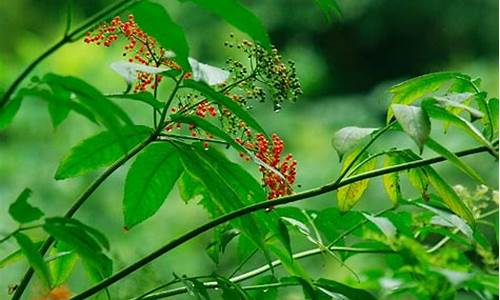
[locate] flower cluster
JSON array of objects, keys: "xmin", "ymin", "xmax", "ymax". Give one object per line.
[
  {"xmin": 84, "ymin": 14, "xmax": 173, "ymax": 92},
  {"xmin": 237, "ymin": 133, "xmax": 297, "ymax": 200}
]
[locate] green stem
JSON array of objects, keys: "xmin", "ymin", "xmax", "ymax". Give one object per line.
[
  {"xmin": 0, "ymin": 0, "xmax": 137, "ymax": 110},
  {"xmin": 159, "ymin": 133, "xmax": 228, "ymax": 145},
  {"xmin": 70, "ymin": 144, "xmax": 493, "ymax": 300},
  {"xmin": 11, "ymin": 134, "xmax": 155, "ymax": 300},
  {"xmin": 135, "ymin": 247, "xmax": 391, "ymax": 300}
]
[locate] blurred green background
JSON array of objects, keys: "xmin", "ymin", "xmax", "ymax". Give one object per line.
[{"xmin": 0, "ymin": 0, "xmax": 498, "ymax": 299}]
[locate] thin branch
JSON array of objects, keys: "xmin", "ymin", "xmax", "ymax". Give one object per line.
[
  {"xmin": 70, "ymin": 144, "xmax": 494, "ymax": 300},
  {"xmin": 134, "ymin": 247, "xmax": 392, "ymax": 299},
  {"xmin": 0, "ymin": 0, "xmax": 138, "ymax": 110},
  {"xmin": 11, "ymin": 135, "xmax": 155, "ymax": 300}
]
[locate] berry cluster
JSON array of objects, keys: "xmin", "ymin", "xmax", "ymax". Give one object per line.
[
  {"xmin": 237, "ymin": 133, "xmax": 297, "ymax": 199},
  {"xmin": 223, "ymin": 37, "xmax": 302, "ymax": 112},
  {"xmin": 84, "ymin": 14, "xmax": 173, "ymax": 92}
]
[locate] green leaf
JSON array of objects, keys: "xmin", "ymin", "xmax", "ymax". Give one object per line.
[
  {"xmin": 425, "ymin": 137, "xmax": 484, "ymax": 183},
  {"xmin": 382, "ymin": 153, "xmax": 402, "ymax": 205},
  {"xmin": 17, "ymin": 86, "xmax": 98, "ymax": 125},
  {"xmin": 175, "ymin": 274, "xmax": 211, "ymax": 300},
  {"xmin": 313, "ymin": 0, "xmax": 342, "ymax": 21},
  {"xmin": 398, "ymin": 150, "xmax": 475, "ymax": 225},
  {"xmin": 43, "ymin": 73, "xmax": 133, "ymax": 130},
  {"xmin": 0, "ymin": 94, "xmax": 22, "ymax": 130},
  {"xmin": 47, "ymin": 85, "xmax": 71, "ymax": 128},
  {"xmin": 55, "ymin": 125, "xmax": 152, "ymax": 180},
  {"xmin": 182, "ymin": 80, "xmax": 268, "ymax": 136},
  {"xmin": 315, "ymin": 278, "xmax": 377, "ymax": 300},
  {"xmin": 177, "ymin": 142, "xmax": 308, "ymax": 279},
  {"xmin": 331, "ymin": 126, "xmax": 377, "ymax": 160},
  {"xmin": 43, "ymin": 217, "xmax": 113, "ymax": 278},
  {"xmin": 170, "ymin": 114, "xmax": 247, "ymax": 153},
  {"xmin": 108, "ymin": 92, "xmax": 163, "ymax": 109},
  {"xmin": 9, "ymin": 188, "xmax": 44, "ymax": 223},
  {"xmin": 215, "ymin": 275, "xmax": 249, "ymax": 300},
  {"xmin": 337, "ymin": 151, "xmax": 377, "ymax": 211},
  {"xmin": 248, "ymin": 275, "xmax": 278, "ymax": 300},
  {"xmin": 49, "ymin": 242, "xmax": 79, "ymax": 286},
  {"xmin": 421, "ymin": 98, "xmax": 494, "ymax": 152},
  {"xmin": 388, "ymin": 72, "xmax": 467, "ymax": 123},
  {"xmin": 392, "ymin": 104, "xmax": 430, "ymax": 152},
  {"xmin": 0, "ymin": 242, "xmax": 43, "ymax": 269},
  {"xmin": 419, "ymin": 203, "xmax": 473, "ymax": 240},
  {"xmin": 133, "ymin": 1, "xmax": 191, "ymax": 71},
  {"xmin": 14, "ymin": 232, "xmax": 52, "ymax": 288},
  {"xmin": 123, "ymin": 142, "xmax": 183, "ymax": 229},
  {"xmin": 362, "ymin": 213, "xmax": 397, "ymax": 239},
  {"xmin": 184, "ymin": 0, "xmax": 271, "ymax": 49},
  {"xmin": 314, "ymin": 207, "xmax": 364, "ymax": 243},
  {"xmin": 489, "ymin": 98, "xmax": 498, "ymax": 138}
]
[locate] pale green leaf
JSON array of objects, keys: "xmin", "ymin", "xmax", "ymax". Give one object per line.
[
  {"xmin": 392, "ymin": 104, "xmax": 430, "ymax": 152},
  {"xmin": 331, "ymin": 126, "xmax": 377, "ymax": 160},
  {"xmin": 337, "ymin": 151, "xmax": 377, "ymax": 211}
]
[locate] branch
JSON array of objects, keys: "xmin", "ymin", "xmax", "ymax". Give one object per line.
[
  {"xmin": 70, "ymin": 144, "xmax": 494, "ymax": 300},
  {"xmin": 11, "ymin": 135, "xmax": 155, "ymax": 300},
  {"xmin": 133, "ymin": 246, "xmax": 391, "ymax": 300},
  {"xmin": 0, "ymin": 0, "xmax": 138, "ymax": 110}
]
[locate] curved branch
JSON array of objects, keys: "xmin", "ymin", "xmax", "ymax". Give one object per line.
[
  {"xmin": 70, "ymin": 144, "xmax": 494, "ymax": 300},
  {"xmin": 11, "ymin": 135, "xmax": 155, "ymax": 300},
  {"xmin": 0, "ymin": 0, "xmax": 138, "ymax": 110}
]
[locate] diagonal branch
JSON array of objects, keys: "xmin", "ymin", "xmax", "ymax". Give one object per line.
[
  {"xmin": 0, "ymin": 0, "xmax": 138, "ymax": 110},
  {"xmin": 70, "ymin": 144, "xmax": 495, "ymax": 300}
]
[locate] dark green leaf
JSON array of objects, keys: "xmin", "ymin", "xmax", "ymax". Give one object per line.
[
  {"xmin": 392, "ymin": 104, "xmax": 430, "ymax": 152},
  {"xmin": 43, "ymin": 73, "xmax": 133, "ymax": 130},
  {"xmin": 15, "ymin": 86, "xmax": 98, "ymax": 125},
  {"xmin": 49, "ymin": 242, "xmax": 79, "ymax": 286},
  {"xmin": 315, "ymin": 278, "xmax": 377, "ymax": 300},
  {"xmin": 55, "ymin": 125, "xmax": 152, "ymax": 179},
  {"xmin": 182, "ymin": 80, "xmax": 268, "ymax": 136},
  {"xmin": 248, "ymin": 275, "xmax": 278, "ymax": 300},
  {"xmin": 171, "ymin": 114, "xmax": 246, "ymax": 153},
  {"xmin": 314, "ymin": 207, "xmax": 364, "ymax": 243},
  {"xmin": 14, "ymin": 232, "xmax": 52, "ymax": 288},
  {"xmin": 133, "ymin": 1, "xmax": 191, "ymax": 71},
  {"xmin": 123, "ymin": 142, "xmax": 183, "ymax": 229},
  {"xmin": 0, "ymin": 242, "xmax": 43, "ymax": 269},
  {"xmin": 184, "ymin": 0, "xmax": 270, "ymax": 49},
  {"xmin": 0, "ymin": 94, "xmax": 22, "ymax": 130},
  {"xmin": 331, "ymin": 126, "xmax": 377, "ymax": 160},
  {"xmin": 9, "ymin": 188, "xmax": 44, "ymax": 223},
  {"xmin": 425, "ymin": 137, "xmax": 484, "ymax": 183},
  {"xmin": 388, "ymin": 72, "xmax": 467, "ymax": 122},
  {"xmin": 47, "ymin": 85, "xmax": 71, "ymax": 128},
  {"xmin": 337, "ymin": 151, "xmax": 377, "ymax": 212},
  {"xmin": 215, "ymin": 275, "xmax": 249, "ymax": 300},
  {"xmin": 43, "ymin": 217, "xmax": 112, "ymax": 277}
]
